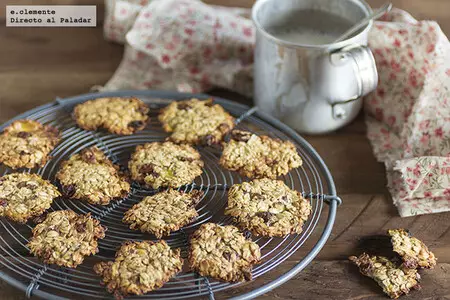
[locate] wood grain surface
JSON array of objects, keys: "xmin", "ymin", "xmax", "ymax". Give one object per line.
[{"xmin": 0, "ymin": 0, "xmax": 449, "ymax": 299}]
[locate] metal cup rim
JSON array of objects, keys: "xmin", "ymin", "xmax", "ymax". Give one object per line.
[{"xmin": 251, "ymin": 0, "xmax": 374, "ymax": 49}]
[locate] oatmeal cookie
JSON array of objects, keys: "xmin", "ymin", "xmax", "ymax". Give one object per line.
[
  {"xmin": 0, "ymin": 120, "xmax": 60, "ymax": 169},
  {"xmin": 349, "ymin": 253, "xmax": 421, "ymax": 299},
  {"xmin": 0, "ymin": 173, "xmax": 60, "ymax": 223},
  {"xmin": 94, "ymin": 240, "xmax": 183, "ymax": 299},
  {"xmin": 225, "ymin": 179, "xmax": 311, "ymax": 237},
  {"xmin": 188, "ymin": 223, "xmax": 261, "ymax": 282},
  {"xmin": 219, "ymin": 130, "xmax": 302, "ymax": 179},
  {"xmin": 28, "ymin": 210, "xmax": 106, "ymax": 268},
  {"xmin": 73, "ymin": 97, "xmax": 149, "ymax": 135},
  {"xmin": 158, "ymin": 98, "xmax": 235, "ymax": 145},
  {"xmin": 123, "ymin": 189, "xmax": 203, "ymax": 238},
  {"xmin": 56, "ymin": 147, "xmax": 130, "ymax": 205},
  {"xmin": 388, "ymin": 229, "xmax": 437, "ymax": 269},
  {"xmin": 128, "ymin": 142, "xmax": 204, "ymax": 189}
]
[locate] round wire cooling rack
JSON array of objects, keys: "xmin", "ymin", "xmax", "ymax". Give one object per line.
[{"xmin": 0, "ymin": 90, "xmax": 341, "ymax": 300}]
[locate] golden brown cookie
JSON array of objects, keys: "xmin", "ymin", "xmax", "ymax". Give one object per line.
[
  {"xmin": 28, "ymin": 210, "xmax": 106, "ymax": 268},
  {"xmin": 0, "ymin": 120, "xmax": 60, "ymax": 169},
  {"xmin": 225, "ymin": 179, "xmax": 311, "ymax": 237},
  {"xmin": 94, "ymin": 240, "xmax": 183, "ymax": 299},
  {"xmin": 123, "ymin": 189, "xmax": 203, "ymax": 238},
  {"xmin": 158, "ymin": 98, "xmax": 235, "ymax": 145},
  {"xmin": 128, "ymin": 142, "xmax": 204, "ymax": 189},
  {"xmin": 73, "ymin": 97, "xmax": 149, "ymax": 135},
  {"xmin": 388, "ymin": 229, "xmax": 437, "ymax": 269},
  {"xmin": 219, "ymin": 130, "xmax": 302, "ymax": 179},
  {"xmin": 349, "ymin": 253, "xmax": 421, "ymax": 299},
  {"xmin": 188, "ymin": 223, "xmax": 261, "ymax": 282},
  {"xmin": 0, "ymin": 173, "xmax": 60, "ymax": 223},
  {"xmin": 56, "ymin": 147, "xmax": 130, "ymax": 205}
]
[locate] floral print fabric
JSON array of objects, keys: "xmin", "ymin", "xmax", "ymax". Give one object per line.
[
  {"xmin": 365, "ymin": 9, "xmax": 450, "ymax": 216},
  {"xmin": 102, "ymin": 0, "xmax": 254, "ymax": 96}
]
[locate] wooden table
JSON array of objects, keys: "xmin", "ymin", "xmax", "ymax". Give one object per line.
[{"xmin": 0, "ymin": 0, "xmax": 449, "ymax": 299}]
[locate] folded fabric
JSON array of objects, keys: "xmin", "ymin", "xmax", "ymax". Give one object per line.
[
  {"xmin": 102, "ymin": 2, "xmax": 450, "ymax": 217},
  {"xmin": 102, "ymin": 0, "xmax": 254, "ymax": 96},
  {"xmin": 365, "ymin": 9, "xmax": 450, "ymax": 216}
]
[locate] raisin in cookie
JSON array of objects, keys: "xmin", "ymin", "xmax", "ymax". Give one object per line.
[
  {"xmin": 73, "ymin": 97, "xmax": 149, "ymax": 135},
  {"xmin": 188, "ymin": 223, "xmax": 261, "ymax": 282},
  {"xmin": 388, "ymin": 229, "xmax": 437, "ymax": 269},
  {"xmin": 94, "ymin": 240, "xmax": 183, "ymax": 299},
  {"xmin": 128, "ymin": 142, "xmax": 204, "ymax": 189},
  {"xmin": 0, "ymin": 173, "xmax": 60, "ymax": 223},
  {"xmin": 349, "ymin": 253, "xmax": 421, "ymax": 299},
  {"xmin": 225, "ymin": 179, "xmax": 311, "ymax": 237},
  {"xmin": 56, "ymin": 147, "xmax": 130, "ymax": 205},
  {"xmin": 158, "ymin": 98, "xmax": 234, "ymax": 145},
  {"xmin": 123, "ymin": 189, "xmax": 203, "ymax": 238},
  {"xmin": 220, "ymin": 130, "xmax": 302, "ymax": 179},
  {"xmin": 0, "ymin": 120, "xmax": 60, "ymax": 169},
  {"xmin": 28, "ymin": 210, "xmax": 106, "ymax": 268}
]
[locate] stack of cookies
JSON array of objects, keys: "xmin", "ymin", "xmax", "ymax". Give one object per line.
[{"xmin": 0, "ymin": 96, "xmax": 311, "ymax": 299}]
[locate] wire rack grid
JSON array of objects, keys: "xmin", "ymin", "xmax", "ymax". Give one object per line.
[{"xmin": 0, "ymin": 90, "xmax": 341, "ymax": 300}]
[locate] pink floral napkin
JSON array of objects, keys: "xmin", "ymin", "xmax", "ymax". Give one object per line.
[
  {"xmin": 365, "ymin": 8, "xmax": 450, "ymax": 217},
  {"xmin": 102, "ymin": 0, "xmax": 254, "ymax": 96},
  {"xmin": 102, "ymin": 2, "xmax": 450, "ymax": 217}
]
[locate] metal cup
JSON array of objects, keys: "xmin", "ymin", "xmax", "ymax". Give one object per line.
[{"xmin": 252, "ymin": 0, "xmax": 378, "ymax": 134}]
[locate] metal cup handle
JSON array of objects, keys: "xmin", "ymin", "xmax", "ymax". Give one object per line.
[{"xmin": 329, "ymin": 45, "xmax": 378, "ymax": 119}]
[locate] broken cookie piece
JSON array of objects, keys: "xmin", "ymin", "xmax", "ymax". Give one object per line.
[
  {"xmin": 388, "ymin": 229, "xmax": 437, "ymax": 269},
  {"xmin": 349, "ymin": 253, "xmax": 421, "ymax": 299}
]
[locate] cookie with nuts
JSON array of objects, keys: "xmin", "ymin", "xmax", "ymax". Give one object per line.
[
  {"xmin": 388, "ymin": 229, "xmax": 437, "ymax": 269},
  {"xmin": 225, "ymin": 179, "xmax": 311, "ymax": 237},
  {"xmin": 123, "ymin": 189, "xmax": 203, "ymax": 238},
  {"xmin": 73, "ymin": 97, "xmax": 149, "ymax": 135},
  {"xmin": 0, "ymin": 120, "xmax": 60, "ymax": 169},
  {"xmin": 219, "ymin": 130, "xmax": 302, "ymax": 179},
  {"xmin": 0, "ymin": 173, "xmax": 60, "ymax": 223},
  {"xmin": 128, "ymin": 141, "xmax": 204, "ymax": 189},
  {"xmin": 158, "ymin": 98, "xmax": 235, "ymax": 145},
  {"xmin": 28, "ymin": 210, "xmax": 106, "ymax": 268},
  {"xmin": 94, "ymin": 240, "xmax": 183, "ymax": 299},
  {"xmin": 349, "ymin": 253, "xmax": 421, "ymax": 299},
  {"xmin": 188, "ymin": 223, "xmax": 261, "ymax": 282},
  {"xmin": 56, "ymin": 147, "xmax": 130, "ymax": 205}
]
